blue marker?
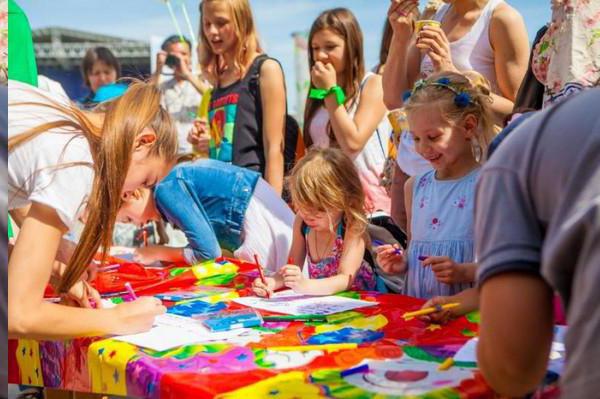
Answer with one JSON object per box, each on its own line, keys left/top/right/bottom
{"left": 340, "top": 364, "right": 370, "bottom": 378}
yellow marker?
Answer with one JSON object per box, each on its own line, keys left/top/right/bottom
{"left": 269, "top": 343, "right": 357, "bottom": 353}
{"left": 438, "top": 357, "right": 454, "bottom": 371}
{"left": 402, "top": 302, "right": 460, "bottom": 320}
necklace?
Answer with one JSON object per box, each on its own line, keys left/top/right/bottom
{"left": 311, "top": 228, "right": 336, "bottom": 262}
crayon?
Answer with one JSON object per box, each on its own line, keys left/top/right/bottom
{"left": 402, "top": 302, "right": 460, "bottom": 320}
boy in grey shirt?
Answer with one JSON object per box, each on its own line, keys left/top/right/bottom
{"left": 475, "top": 89, "right": 600, "bottom": 397}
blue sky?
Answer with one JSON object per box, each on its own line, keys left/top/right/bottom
{"left": 20, "top": 0, "right": 550, "bottom": 113}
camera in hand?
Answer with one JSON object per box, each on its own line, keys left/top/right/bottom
{"left": 165, "top": 54, "right": 181, "bottom": 69}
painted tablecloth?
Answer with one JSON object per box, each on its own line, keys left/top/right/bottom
{"left": 8, "top": 258, "right": 561, "bottom": 398}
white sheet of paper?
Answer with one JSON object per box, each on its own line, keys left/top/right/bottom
{"left": 233, "top": 290, "right": 377, "bottom": 315}
{"left": 453, "top": 337, "right": 479, "bottom": 363}
{"left": 111, "top": 313, "right": 246, "bottom": 351}
{"left": 453, "top": 333, "right": 567, "bottom": 364}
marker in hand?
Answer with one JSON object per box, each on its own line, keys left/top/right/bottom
{"left": 373, "top": 240, "right": 403, "bottom": 255}
{"left": 124, "top": 282, "right": 138, "bottom": 300}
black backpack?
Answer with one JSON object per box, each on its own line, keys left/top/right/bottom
{"left": 248, "top": 54, "right": 302, "bottom": 174}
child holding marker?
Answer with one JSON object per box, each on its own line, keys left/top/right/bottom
{"left": 376, "top": 71, "right": 496, "bottom": 299}
{"left": 252, "top": 148, "right": 377, "bottom": 297}
{"left": 117, "top": 159, "right": 294, "bottom": 272}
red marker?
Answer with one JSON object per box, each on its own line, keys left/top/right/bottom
{"left": 288, "top": 257, "right": 294, "bottom": 265}
{"left": 254, "top": 254, "right": 270, "bottom": 298}
{"left": 142, "top": 229, "right": 148, "bottom": 247}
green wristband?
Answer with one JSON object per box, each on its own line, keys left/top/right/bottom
{"left": 308, "top": 85, "right": 346, "bottom": 106}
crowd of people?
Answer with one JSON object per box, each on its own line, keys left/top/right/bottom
{"left": 4, "top": 0, "right": 600, "bottom": 397}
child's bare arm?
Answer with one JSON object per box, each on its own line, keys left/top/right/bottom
{"left": 133, "top": 246, "right": 185, "bottom": 264}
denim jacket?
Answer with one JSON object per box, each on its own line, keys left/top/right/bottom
{"left": 154, "top": 159, "right": 259, "bottom": 264}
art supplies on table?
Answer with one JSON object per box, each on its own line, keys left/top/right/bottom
{"left": 201, "top": 309, "right": 263, "bottom": 332}
{"left": 233, "top": 289, "right": 377, "bottom": 316}
{"left": 155, "top": 286, "right": 234, "bottom": 302}
{"left": 112, "top": 313, "right": 246, "bottom": 351}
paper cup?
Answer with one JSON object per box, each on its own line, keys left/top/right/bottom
{"left": 388, "top": 109, "right": 408, "bottom": 134}
{"left": 415, "top": 20, "right": 441, "bottom": 33}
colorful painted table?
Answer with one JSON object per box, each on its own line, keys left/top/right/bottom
{"left": 8, "top": 259, "right": 561, "bottom": 398}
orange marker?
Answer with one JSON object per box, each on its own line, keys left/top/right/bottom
{"left": 254, "top": 254, "right": 270, "bottom": 298}
{"left": 142, "top": 229, "right": 148, "bottom": 247}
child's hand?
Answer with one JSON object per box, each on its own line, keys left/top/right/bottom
{"left": 112, "top": 297, "right": 167, "bottom": 335}
{"left": 375, "top": 244, "right": 407, "bottom": 274}
{"left": 62, "top": 279, "right": 103, "bottom": 309}
{"left": 416, "top": 26, "right": 457, "bottom": 73}
{"left": 187, "top": 119, "right": 210, "bottom": 153}
{"left": 387, "top": 0, "right": 418, "bottom": 36}
{"left": 311, "top": 61, "right": 337, "bottom": 90}
{"left": 418, "top": 296, "right": 457, "bottom": 324}
{"left": 421, "top": 256, "right": 467, "bottom": 284}
{"left": 133, "top": 246, "right": 164, "bottom": 265}
{"left": 280, "top": 264, "right": 307, "bottom": 292}
{"left": 252, "top": 276, "right": 276, "bottom": 298}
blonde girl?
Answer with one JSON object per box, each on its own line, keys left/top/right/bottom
{"left": 304, "top": 8, "right": 392, "bottom": 215}
{"left": 199, "top": 0, "right": 287, "bottom": 194}
{"left": 252, "top": 148, "right": 377, "bottom": 297}
{"left": 376, "top": 71, "right": 495, "bottom": 299}
{"left": 8, "top": 79, "right": 177, "bottom": 339}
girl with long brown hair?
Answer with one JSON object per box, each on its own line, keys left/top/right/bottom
{"left": 8, "top": 79, "right": 177, "bottom": 339}
{"left": 198, "top": 0, "right": 288, "bottom": 195}
{"left": 303, "top": 8, "right": 391, "bottom": 216}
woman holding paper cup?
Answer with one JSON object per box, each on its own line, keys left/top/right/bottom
{"left": 382, "top": 0, "right": 529, "bottom": 234}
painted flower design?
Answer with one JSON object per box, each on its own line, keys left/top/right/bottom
{"left": 430, "top": 217, "right": 442, "bottom": 231}
{"left": 419, "top": 196, "right": 428, "bottom": 209}
{"left": 453, "top": 197, "right": 466, "bottom": 209}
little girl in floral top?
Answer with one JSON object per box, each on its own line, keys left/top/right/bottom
{"left": 252, "top": 148, "right": 376, "bottom": 297}
{"left": 376, "top": 71, "right": 496, "bottom": 299}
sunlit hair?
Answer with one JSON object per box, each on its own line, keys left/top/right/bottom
{"left": 198, "top": 0, "right": 262, "bottom": 83}
{"left": 9, "top": 80, "right": 178, "bottom": 293}
{"left": 288, "top": 147, "right": 367, "bottom": 234}
{"left": 404, "top": 70, "right": 496, "bottom": 159}
{"left": 303, "top": 8, "right": 365, "bottom": 148}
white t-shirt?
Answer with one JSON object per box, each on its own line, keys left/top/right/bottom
{"left": 159, "top": 78, "right": 202, "bottom": 155}
{"left": 8, "top": 80, "right": 94, "bottom": 231}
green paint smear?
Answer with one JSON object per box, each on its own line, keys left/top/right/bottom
{"left": 169, "top": 267, "right": 189, "bottom": 277}
{"left": 335, "top": 291, "right": 360, "bottom": 299}
{"left": 252, "top": 348, "right": 275, "bottom": 368}
{"left": 465, "top": 311, "right": 480, "bottom": 324}
{"left": 461, "top": 329, "right": 477, "bottom": 337}
{"left": 403, "top": 345, "right": 444, "bottom": 362}
{"left": 253, "top": 326, "right": 283, "bottom": 333}
{"left": 198, "top": 273, "right": 235, "bottom": 286}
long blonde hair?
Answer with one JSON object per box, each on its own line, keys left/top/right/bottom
{"left": 199, "top": 0, "right": 262, "bottom": 84}
{"left": 288, "top": 147, "right": 367, "bottom": 234}
{"left": 303, "top": 8, "right": 365, "bottom": 148}
{"left": 403, "top": 71, "right": 497, "bottom": 159}
{"left": 9, "top": 81, "right": 178, "bottom": 293}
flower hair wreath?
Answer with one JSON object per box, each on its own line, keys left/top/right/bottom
{"left": 402, "top": 77, "right": 474, "bottom": 108}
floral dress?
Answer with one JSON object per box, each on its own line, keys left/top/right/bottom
{"left": 532, "top": 0, "right": 600, "bottom": 107}
{"left": 303, "top": 222, "right": 377, "bottom": 291}
{"left": 405, "top": 169, "right": 479, "bottom": 299}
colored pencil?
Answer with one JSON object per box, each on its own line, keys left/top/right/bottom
{"left": 254, "top": 254, "right": 270, "bottom": 299}
{"left": 263, "top": 314, "right": 327, "bottom": 322}
{"left": 402, "top": 302, "right": 460, "bottom": 320}
{"left": 142, "top": 229, "right": 148, "bottom": 247}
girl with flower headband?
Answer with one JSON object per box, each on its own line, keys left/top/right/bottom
{"left": 376, "top": 71, "right": 495, "bottom": 299}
